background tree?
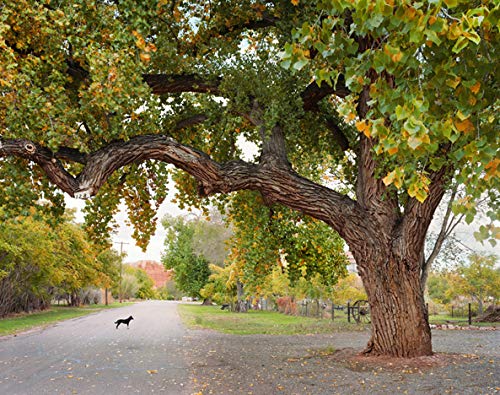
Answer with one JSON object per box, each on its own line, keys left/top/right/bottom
{"left": 191, "top": 209, "right": 233, "bottom": 267}
{"left": 96, "top": 248, "right": 122, "bottom": 304}
{"left": 426, "top": 271, "right": 455, "bottom": 307}
{"left": 331, "top": 273, "right": 367, "bottom": 306}
{"left": 200, "top": 264, "right": 236, "bottom": 306}
{"left": 133, "top": 267, "right": 157, "bottom": 300}
{"left": 52, "top": 221, "right": 103, "bottom": 306}
{"left": 0, "top": 213, "right": 58, "bottom": 316}
{"left": 0, "top": 208, "right": 119, "bottom": 314}
{"left": 114, "top": 265, "right": 157, "bottom": 300}
{"left": 446, "top": 253, "right": 499, "bottom": 315}
{"left": 1, "top": 1, "right": 498, "bottom": 357}
{"left": 423, "top": 184, "right": 494, "bottom": 286}
{"left": 116, "top": 273, "right": 140, "bottom": 301}
{"left": 161, "top": 215, "right": 212, "bottom": 300}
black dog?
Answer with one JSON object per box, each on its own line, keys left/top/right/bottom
{"left": 114, "top": 315, "right": 134, "bottom": 329}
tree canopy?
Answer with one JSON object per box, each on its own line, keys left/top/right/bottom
{"left": 0, "top": 209, "right": 119, "bottom": 315}
{"left": 1, "top": 0, "right": 498, "bottom": 357}
{"left": 161, "top": 215, "right": 212, "bottom": 298}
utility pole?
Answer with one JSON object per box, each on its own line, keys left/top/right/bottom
{"left": 114, "top": 241, "right": 129, "bottom": 303}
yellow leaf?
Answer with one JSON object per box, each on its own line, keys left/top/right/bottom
{"left": 140, "top": 53, "right": 151, "bottom": 63}
{"left": 291, "top": 0, "right": 299, "bottom": 5}
{"left": 470, "top": 81, "right": 481, "bottom": 94}
{"left": 455, "top": 118, "right": 474, "bottom": 133}
{"left": 456, "top": 110, "right": 469, "bottom": 121}
{"left": 382, "top": 170, "right": 396, "bottom": 186}
{"left": 147, "top": 370, "right": 158, "bottom": 374}
{"left": 387, "top": 146, "right": 398, "bottom": 155}
{"left": 391, "top": 51, "right": 403, "bottom": 62}
{"left": 446, "top": 77, "right": 461, "bottom": 89}
{"left": 394, "top": 176, "right": 403, "bottom": 189}
{"left": 485, "top": 158, "right": 499, "bottom": 180}
{"left": 408, "top": 135, "right": 423, "bottom": 150}
{"left": 355, "top": 120, "right": 371, "bottom": 138}
{"left": 405, "top": 7, "right": 416, "bottom": 20}
{"left": 415, "top": 189, "right": 428, "bottom": 203}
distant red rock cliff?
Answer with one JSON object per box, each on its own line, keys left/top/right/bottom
{"left": 130, "top": 260, "right": 173, "bottom": 289}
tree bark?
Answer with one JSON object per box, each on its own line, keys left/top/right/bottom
{"left": 235, "top": 280, "right": 247, "bottom": 313}
{"left": 355, "top": 249, "right": 432, "bottom": 357}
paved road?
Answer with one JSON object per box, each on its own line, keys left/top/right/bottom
{"left": 1, "top": 302, "right": 499, "bottom": 395}
{"left": 0, "top": 301, "right": 193, "bottom": 395}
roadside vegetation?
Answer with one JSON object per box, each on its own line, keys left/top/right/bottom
{"left": 178, "top": 304, "right": 367, "bottom": 335}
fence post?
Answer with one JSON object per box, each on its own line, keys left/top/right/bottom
{"left": 468, "top": 303, "right": 472, "bottom": 325}
{"left": 451, "top": 306, "right": 454, "bottom": 317}
{"left": 331, "top": 302, "right": 335, "bottom": 321}
{"left": 347, "top": 301, "right": 351, "bottom": 323}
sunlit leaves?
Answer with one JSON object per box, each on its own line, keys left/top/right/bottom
{"left": 0, "top": 208, "right": 119, "bottom": 315}
{"left": 282, "top": 0, "right": 498, "bottom": 231}
{"left": 227, "top": 191, "right": 348, "bottom": 292}
{"left": 161, "top": 215, "right": 212, "bottom": 298}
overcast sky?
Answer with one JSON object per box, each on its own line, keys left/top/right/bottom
{"left": 66, "top": 189, "right": 189, "bottom": 264}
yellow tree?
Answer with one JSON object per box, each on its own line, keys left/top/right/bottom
{"left": 447, "top": 254, "right": 500, "bottom": 315}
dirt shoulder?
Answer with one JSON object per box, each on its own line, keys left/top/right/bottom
{"left": 184, "top": 329, "right": 499, "bottom": 395}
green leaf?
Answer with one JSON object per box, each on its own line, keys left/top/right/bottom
{"left": 293, "top": 58, "right": 309, "bottom": 71}
{"left": 452, "top": 36, "right": 469, "bottom": 53}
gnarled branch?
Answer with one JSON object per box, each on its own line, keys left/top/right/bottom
{"left": 1, "top": 134, "right": 368, "bottom": 244}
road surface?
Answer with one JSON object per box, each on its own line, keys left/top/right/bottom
{"left": 0, "top": 301, "right": 193, "bottom": 395}
{"left": 1, "top": 301, "right": 498, "bottom": 394}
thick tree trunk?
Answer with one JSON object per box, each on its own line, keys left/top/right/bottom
{"left": 201, "top": 298, "right": 213, "bottom": 306}
{"left": 356, "top": 250, "right": 432, "bottom": 357}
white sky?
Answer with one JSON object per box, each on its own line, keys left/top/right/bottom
{"left": 66, "top": 189, "right": 189, "bottom": 264}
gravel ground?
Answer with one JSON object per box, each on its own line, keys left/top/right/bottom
{"left": 184, "top": 328, "right": 499, "bottom": 395}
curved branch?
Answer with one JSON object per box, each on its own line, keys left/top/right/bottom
{"left": 301, "top": 78, "right": 351, "bottom": 151}
{"left": 1, "top": 134, "right": 368, "bottom": 243}
{"left": 325, "top": 116, "right": 350, "bottom": 151}
{"left": 0, "top": 139, "right": 79, "bottom": 195}
{"left": 301, "top": 77, "right": 349, "bottom": 111}
{"left": 202, "top": 11, "right": 279, "bottom": 38}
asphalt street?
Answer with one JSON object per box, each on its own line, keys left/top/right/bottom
{"left": 1, "top": 301, "right": 498, "bottom": 395}
{"left": 0, "top": 300, "right": 193, "bottom": 395}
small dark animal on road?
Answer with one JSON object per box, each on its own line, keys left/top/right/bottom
{"left": 114, "top": 315, "right": 134, "bottom": 329}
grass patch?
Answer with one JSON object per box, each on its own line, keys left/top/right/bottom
{"left": 177, "top": 304, "right": 367, "bottom": 335}
{"left": 0, "top": 302, "right": 134, "bottom": 336}
{"left": 429, "top": 313, "right": 499, "bottom": 327}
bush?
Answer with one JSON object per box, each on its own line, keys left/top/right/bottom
{"left": 277, "top": 296, "right": 297, "bottom": 315}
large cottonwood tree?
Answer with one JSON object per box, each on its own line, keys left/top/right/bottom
{"left": 0, "top": 1, "right": 498, "bottom": 357}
